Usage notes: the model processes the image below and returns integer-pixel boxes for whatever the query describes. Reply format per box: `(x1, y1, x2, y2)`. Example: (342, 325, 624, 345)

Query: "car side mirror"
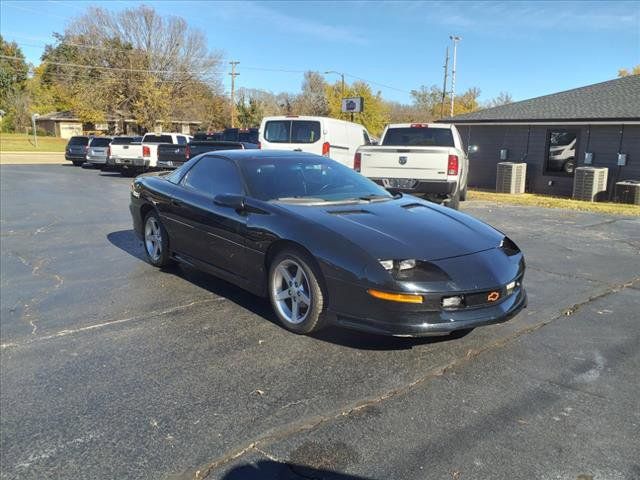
(214, 194, 245, 210)
(468, 145, 479, 154)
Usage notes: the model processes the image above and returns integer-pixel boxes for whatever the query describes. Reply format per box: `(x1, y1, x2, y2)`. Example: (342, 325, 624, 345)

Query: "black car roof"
(210, 149, 322, 162)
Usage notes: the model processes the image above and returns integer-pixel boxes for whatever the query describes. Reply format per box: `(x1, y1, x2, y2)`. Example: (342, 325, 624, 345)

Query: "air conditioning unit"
(496, 162, 526, 194)
(615, 180, 640, 205)
(573, 167, 608, 202)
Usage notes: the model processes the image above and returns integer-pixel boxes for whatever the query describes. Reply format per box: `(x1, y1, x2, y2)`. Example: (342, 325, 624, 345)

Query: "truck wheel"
(447, 190, 460, 210)
(460, 185, 468, 202)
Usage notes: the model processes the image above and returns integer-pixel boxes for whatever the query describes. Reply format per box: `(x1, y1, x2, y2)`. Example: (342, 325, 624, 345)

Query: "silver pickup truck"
(355, 123, 469, 209)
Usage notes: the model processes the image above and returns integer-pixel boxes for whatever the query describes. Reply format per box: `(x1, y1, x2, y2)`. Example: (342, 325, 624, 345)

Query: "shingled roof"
(443, 75, 640, 123)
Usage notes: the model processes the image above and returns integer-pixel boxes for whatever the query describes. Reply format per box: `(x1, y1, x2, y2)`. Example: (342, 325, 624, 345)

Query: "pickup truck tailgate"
(360, 147, 451, 181)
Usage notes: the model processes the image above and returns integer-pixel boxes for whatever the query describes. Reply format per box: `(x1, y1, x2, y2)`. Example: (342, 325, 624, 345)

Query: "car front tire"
(268, 250, 326, 335)
(143, 211, 172, 267)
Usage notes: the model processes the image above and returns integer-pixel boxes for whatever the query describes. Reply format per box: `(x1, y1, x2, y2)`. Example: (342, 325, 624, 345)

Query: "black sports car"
(129, 150, 526, 337)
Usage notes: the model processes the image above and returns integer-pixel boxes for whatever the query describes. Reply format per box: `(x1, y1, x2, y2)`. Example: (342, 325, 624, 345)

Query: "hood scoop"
(327, 209, 371, 216)
(402, 203, 429, 210)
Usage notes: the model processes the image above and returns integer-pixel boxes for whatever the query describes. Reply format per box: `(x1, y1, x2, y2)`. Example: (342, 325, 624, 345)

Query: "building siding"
(455, 123, 640, 197)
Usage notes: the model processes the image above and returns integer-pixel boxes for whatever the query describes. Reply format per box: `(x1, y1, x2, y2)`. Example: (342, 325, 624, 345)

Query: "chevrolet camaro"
(129, 150, 526, 337)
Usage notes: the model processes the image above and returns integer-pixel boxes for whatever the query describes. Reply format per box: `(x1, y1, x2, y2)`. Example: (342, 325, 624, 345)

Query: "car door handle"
(293, 148, 302, 152)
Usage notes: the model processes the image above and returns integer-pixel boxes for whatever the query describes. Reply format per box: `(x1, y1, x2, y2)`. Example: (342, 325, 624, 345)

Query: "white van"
(259, 115, 373, 167)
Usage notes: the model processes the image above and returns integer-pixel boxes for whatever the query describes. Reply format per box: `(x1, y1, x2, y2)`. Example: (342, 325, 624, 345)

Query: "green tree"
(0, 36, 30, 131)
(618, 65, 640, 77)
(236, 93, 263, 128)
(325, 80, 389, 136)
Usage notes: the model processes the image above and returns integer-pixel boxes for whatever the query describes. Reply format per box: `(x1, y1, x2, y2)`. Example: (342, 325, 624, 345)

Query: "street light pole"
(31, 113, 40, 148)
(324, 70, 345, 97)
(449, 35, 461, 117)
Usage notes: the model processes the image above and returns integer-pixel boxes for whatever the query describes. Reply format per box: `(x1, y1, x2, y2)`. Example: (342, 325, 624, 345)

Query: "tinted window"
(143, 134, 173, 143)
(194, 132, 223, 141)
(111, 137, 135, 145)
(382, 127, 454, 147)
(181, 157, 244, 196)
(240, 155, 390, 202)
(90, 137, 111, 147)
(176, 136, 187, 145)
(238, 131, 258, 143)
(264, 121, 321, 144)
(68, 137, 89, 146)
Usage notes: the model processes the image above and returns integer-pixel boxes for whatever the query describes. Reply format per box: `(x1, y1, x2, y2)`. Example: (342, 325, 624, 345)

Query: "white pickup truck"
(355, 123, 469, 209)
(113, 132, 191, 175)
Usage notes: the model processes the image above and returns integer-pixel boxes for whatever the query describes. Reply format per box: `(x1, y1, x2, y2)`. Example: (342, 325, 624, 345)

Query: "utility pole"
(440, 46, 449, 119)
(229, 61, 240, 128)
(449, 35, 461, 117)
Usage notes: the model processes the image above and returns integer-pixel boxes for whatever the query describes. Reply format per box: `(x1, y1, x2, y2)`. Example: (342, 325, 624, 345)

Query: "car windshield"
(240, 155, 392, 203)
(382, 127, 454, 147)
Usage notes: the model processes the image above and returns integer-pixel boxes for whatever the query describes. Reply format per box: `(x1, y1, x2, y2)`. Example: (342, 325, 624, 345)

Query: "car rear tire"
(143, 211, 172, 268)
(72, 160, 83, 166)
(268, 250, 326, 335)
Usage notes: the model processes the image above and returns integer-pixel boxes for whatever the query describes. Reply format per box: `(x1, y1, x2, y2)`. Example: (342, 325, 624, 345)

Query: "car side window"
(363, 130, 371, 145)
(176, 136, 187, 145)
(181, 157, 244, 196)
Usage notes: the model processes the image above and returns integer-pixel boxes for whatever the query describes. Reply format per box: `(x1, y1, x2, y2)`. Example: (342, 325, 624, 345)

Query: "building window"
(545, 129, 578, 175)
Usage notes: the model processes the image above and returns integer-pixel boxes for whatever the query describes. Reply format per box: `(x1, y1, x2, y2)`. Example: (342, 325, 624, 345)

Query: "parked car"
(84, 136, 113, 168)
(157, 140, 257, 169)
(355, 123, 469, 209)
(130, 150, 526, 337)
(222, 128, 259, 146)
(117, 132, 191, 175)
(64, 136, 90, 166)
(259, 116, 373, 167)
(107, 136, 143, 171)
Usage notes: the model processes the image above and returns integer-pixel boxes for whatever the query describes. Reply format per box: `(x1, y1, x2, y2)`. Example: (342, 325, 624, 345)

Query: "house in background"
(441, 75, 640, 198)
(37, 111, 203, 138)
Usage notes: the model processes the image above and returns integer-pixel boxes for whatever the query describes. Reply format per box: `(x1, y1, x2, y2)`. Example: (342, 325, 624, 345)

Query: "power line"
(0, 54, 222, 76)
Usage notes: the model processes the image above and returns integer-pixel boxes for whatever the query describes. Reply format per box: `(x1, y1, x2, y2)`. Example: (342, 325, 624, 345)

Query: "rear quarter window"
(111, 137, 135, 145)
(382, 128, 454, 147)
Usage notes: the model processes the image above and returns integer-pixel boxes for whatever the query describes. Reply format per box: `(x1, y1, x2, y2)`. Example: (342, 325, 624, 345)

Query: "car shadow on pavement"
(221, 460, 375, 480)
(107, 229, 469, 351)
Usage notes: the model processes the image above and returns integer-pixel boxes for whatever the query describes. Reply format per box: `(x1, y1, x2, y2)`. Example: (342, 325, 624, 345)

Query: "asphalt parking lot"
(1, 163, 639, 480)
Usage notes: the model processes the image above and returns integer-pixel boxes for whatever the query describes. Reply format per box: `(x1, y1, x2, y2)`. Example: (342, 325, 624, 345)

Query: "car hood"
(278, 197, 503, 262)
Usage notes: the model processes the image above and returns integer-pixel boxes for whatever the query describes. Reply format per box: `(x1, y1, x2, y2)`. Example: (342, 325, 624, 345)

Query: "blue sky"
(1, 0, 639, 104)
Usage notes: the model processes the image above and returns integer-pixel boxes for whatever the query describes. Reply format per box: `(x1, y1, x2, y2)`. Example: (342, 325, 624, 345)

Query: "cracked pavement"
(1, 164, 639, 479)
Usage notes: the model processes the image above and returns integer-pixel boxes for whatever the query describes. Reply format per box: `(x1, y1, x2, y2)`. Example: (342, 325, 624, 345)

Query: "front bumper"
(331, 287, 527, 337)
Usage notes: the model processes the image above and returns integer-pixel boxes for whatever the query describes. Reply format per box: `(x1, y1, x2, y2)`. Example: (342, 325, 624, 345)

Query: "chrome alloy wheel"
(144, 216, 162, 261)
(272, 259, 311, 325)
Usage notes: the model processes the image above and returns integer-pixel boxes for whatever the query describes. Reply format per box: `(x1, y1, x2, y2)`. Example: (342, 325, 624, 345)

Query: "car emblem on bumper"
(487, 291, 501, 302)
(399, 156, 407, 165)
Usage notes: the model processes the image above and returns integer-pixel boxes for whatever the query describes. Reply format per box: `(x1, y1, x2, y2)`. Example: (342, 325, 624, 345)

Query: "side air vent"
(573, 167, 608, 202)
(496, 162, 527, 194)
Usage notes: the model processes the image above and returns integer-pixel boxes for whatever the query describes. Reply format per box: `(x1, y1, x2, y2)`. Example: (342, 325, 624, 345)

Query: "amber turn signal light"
(367, 289, 423, 304)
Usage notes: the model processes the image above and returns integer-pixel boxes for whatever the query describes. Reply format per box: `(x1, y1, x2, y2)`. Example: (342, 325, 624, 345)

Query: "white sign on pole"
(341, 97, 364, 113)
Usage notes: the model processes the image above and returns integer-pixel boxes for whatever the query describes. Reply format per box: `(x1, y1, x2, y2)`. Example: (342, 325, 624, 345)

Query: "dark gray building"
(442, 75, 640, 198)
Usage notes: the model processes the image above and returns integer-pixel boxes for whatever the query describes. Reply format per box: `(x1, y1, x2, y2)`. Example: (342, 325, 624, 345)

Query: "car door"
(171, 156, 249, 277)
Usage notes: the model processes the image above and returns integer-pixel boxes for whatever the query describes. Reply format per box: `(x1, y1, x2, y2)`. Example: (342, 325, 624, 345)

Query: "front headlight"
(379, 259, 416, 271)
